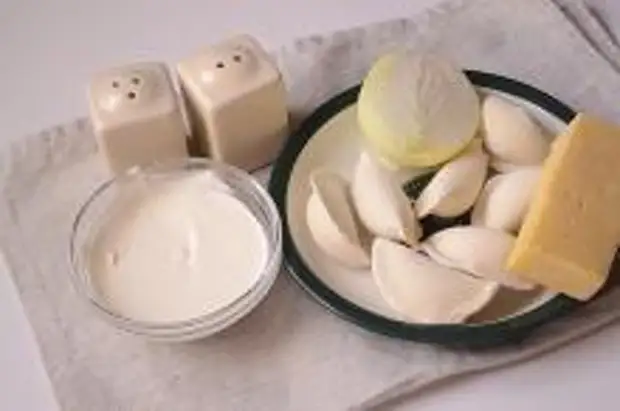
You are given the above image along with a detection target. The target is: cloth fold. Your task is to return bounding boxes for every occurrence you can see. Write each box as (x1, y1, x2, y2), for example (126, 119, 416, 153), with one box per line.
(554, 0, 620, 72)
(3, 0, 620, 409)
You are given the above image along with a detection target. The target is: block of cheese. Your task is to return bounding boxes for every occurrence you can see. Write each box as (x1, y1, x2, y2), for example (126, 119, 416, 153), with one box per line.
(506, 113, 620, 301)
(177, 35, 289, 171)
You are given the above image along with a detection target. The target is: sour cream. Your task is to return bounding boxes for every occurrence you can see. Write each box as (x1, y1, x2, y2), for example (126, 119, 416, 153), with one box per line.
(87, 171, 268, 323)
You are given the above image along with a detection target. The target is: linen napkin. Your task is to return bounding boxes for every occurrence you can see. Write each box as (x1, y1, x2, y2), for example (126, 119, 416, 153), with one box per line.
(3, 0, 620, 409)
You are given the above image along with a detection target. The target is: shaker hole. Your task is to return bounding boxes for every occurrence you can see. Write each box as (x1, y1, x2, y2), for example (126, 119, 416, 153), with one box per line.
(233, 55, 242, 62)
(127, 91, 136, 99)
(216, 62, 225, 68)
(131, 77, 140, 85)
(112, 81, 120, 88)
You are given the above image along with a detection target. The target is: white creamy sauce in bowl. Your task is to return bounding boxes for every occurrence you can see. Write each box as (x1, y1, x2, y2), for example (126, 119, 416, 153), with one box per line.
(87, 172, 268, 323)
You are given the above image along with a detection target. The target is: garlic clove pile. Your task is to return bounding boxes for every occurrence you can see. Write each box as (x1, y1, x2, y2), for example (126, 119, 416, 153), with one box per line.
(415, 140, 489, 218)
(352, 152, 422, 245)
(372, 238, 498, 323)
(471, 167, 541, 233)
(306, 169, 370, 268)
(423, 226, 535, 290)
(482, 95, 549, 167)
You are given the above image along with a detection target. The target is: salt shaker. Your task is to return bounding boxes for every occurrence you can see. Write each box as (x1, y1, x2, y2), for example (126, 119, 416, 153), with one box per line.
(177, 35, 288, 171)
(88, 62, 188, 175)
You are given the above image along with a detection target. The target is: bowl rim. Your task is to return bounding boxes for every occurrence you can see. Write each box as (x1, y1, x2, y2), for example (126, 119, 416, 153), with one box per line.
(267, 70, 581, 347)
(69, 157, 282, 335)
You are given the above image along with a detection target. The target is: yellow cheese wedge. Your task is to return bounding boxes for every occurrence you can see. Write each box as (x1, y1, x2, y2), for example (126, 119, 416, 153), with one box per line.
(506, 113, 620, 301)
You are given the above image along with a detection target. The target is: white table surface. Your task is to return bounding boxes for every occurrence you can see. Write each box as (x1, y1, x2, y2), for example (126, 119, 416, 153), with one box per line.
(1, 1, 620, 410)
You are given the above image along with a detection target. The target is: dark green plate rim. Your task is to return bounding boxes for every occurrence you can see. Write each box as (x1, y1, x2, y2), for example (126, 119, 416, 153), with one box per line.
(268, 70, 581, 348)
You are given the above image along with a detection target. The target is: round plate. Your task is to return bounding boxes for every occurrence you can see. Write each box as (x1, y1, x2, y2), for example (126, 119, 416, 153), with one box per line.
(268, 70, 581, 348)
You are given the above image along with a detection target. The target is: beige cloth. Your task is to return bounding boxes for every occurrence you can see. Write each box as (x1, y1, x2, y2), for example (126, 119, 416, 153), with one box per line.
(3, 0, 620, 409)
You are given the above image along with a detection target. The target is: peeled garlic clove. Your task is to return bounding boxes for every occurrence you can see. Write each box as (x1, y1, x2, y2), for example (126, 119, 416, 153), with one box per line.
(472, 167, 541, 233)
(421, 243, 465, 269)
(425, 226, 535, 290)
(482, 95, 549, 166)
(372, 238, 498, 323)
(491, 158, 525, 174)
(352, 152, 421, 245)
(415, 141, 488, 218)
(306, 169, 370, 268)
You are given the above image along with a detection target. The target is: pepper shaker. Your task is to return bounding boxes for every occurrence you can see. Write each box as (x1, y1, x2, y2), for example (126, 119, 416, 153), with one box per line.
(177, 35, 289, 171)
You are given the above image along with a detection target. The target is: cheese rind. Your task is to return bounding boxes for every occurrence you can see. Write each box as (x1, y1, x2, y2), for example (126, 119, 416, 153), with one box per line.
(506, 113, 620, 301)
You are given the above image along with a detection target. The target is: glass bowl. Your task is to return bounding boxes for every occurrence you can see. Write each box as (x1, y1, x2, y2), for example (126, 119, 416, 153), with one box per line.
(69, 158, 282, 342)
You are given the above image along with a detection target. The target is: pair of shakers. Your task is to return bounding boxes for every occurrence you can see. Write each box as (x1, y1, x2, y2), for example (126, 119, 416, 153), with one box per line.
(87, 35, 288, 175)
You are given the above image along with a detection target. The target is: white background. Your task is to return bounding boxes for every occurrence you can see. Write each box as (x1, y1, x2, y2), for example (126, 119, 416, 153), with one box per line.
(2, 0, 620, 410)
